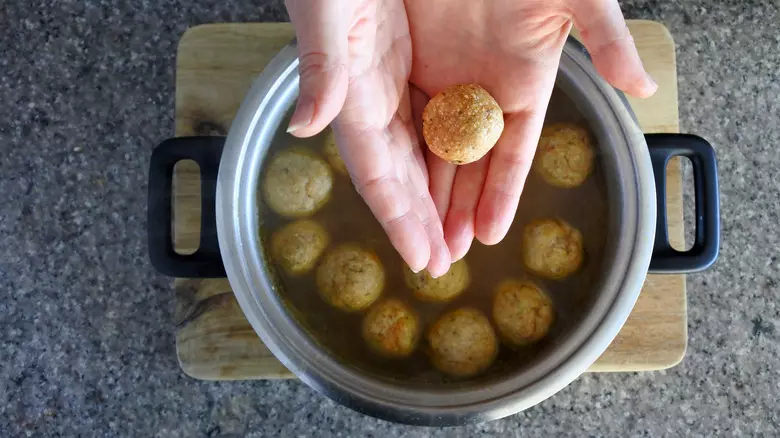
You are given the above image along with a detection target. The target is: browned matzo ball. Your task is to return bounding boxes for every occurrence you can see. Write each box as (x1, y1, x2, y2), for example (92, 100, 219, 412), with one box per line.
(403, 259, 470, 302)
(422, 84, 504, 164)
(492, 279, 555, 347)
(533, 122, 595, 188)
(262, 149, 333, 217)
(427, 307, 498, 378)
(316, 244, 385, 312)
(323, 129, 348, 175)
(270, 219, 329, 276)
(521, 218, 584, 279)
(362, 299, 420, 358)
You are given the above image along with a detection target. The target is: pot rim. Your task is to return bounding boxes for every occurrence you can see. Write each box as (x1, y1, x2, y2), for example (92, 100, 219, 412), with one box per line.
(216, 40, 657, 426)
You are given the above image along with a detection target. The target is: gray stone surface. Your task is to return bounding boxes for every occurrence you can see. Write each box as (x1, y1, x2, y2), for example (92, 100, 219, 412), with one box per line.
(1, 0, 778, 436)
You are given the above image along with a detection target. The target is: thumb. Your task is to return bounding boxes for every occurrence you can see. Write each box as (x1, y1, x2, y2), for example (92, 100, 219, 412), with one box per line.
(285, 0, 350, 137)
(572, 0, 658, 98)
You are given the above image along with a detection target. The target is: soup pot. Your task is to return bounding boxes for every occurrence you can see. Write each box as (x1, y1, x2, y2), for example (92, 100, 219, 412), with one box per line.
(147, 37, 720, 426)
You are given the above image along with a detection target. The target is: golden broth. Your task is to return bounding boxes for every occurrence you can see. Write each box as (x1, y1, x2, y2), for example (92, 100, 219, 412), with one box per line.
(257, 88, 609, 385)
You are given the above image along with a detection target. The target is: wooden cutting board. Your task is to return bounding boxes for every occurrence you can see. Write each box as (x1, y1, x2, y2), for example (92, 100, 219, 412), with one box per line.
(170, 21, 686, 380)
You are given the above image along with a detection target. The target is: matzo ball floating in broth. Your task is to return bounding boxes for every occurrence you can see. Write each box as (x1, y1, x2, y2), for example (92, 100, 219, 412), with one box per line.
(427, 307, 498, 378)
(262, 148, 333, 217)
(323, 129, 348, 175)
(533, 122, 595, 188)
(362, 299, 420, 358)
(492, 279, 555, 347)
(521, 218, 584, 280)
(270, 219, 329, 276)
(403, 258, 470, 302)
(422, 84, 504, 164)
(316, 244, 385, 312)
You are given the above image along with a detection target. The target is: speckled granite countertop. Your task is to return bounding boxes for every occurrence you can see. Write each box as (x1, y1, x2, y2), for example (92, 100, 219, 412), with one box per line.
(2, 0, 778, 436)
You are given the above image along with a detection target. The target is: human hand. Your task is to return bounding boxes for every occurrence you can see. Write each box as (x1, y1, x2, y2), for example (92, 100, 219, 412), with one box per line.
(405, 0, 657, 261)
(284, 0, 451, 276)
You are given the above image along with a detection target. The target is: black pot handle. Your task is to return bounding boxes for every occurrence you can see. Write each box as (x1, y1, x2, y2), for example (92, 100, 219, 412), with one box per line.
(147, 136, 227, 278)
(646, 133, 720, 273)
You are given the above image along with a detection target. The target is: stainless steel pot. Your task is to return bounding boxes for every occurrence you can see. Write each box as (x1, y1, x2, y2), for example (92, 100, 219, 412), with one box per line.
(148, 37, 720, 426)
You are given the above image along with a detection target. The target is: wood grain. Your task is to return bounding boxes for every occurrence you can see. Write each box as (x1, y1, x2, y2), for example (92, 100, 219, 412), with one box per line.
(171, 21, 685, 380)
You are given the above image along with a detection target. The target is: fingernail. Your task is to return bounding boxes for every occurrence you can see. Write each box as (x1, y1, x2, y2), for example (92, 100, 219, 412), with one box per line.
(287, 96, 314, 133)
(645, 74, 659, 95)
(449, 237, 472, 263)
(648, 74, 658, 88)
(427, 261, 451, 279)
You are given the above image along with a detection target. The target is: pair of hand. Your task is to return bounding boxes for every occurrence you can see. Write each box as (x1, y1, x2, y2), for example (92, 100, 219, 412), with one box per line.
(284, 0, 656, 277)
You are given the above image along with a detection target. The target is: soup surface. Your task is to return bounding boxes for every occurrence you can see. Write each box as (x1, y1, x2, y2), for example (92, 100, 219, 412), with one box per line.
(257, 87, 609, 385)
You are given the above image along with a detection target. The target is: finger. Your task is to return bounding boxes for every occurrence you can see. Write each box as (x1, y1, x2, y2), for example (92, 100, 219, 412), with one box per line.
(363, 175, 432, 273)
(411, 84, 457, 221)
(427, 152, 457, 222)
(285, 0, 351, 136)
(388, 107, 451, 277)
(337, 79, 435, 274)
(409, 84, 428, 141)
(412, 140, 429, 188)
(572, 0, 657, 98)
(444, 155, 490, 261)
(474, 111, 543, 245)
(405, 151, 451, 277)
(347, 128, 432, 272)
(404, 84, 430, 186)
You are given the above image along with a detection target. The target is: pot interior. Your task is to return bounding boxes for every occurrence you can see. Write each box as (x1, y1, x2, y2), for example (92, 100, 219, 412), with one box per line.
(251, 82, 626, 390)
(218, 41, 649, 423)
